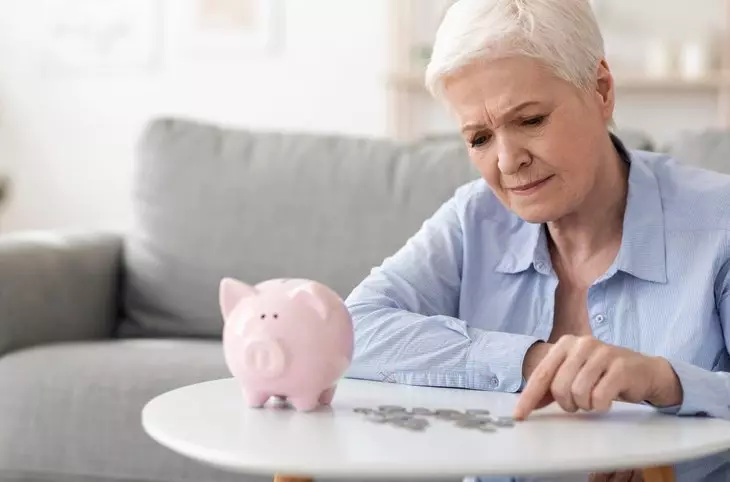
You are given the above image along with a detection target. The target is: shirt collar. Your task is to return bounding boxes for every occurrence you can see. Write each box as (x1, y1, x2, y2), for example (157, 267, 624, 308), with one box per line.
(612, 144, 668, 283)
(494, 133, 667, 284)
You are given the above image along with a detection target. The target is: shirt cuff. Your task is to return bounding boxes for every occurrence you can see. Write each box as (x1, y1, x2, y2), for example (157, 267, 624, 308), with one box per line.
(654, 358, 730, 419)
(467, 329, 542, 393)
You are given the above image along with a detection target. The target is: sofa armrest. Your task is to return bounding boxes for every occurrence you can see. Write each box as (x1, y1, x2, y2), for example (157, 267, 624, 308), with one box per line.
(0, 230, 123, 357)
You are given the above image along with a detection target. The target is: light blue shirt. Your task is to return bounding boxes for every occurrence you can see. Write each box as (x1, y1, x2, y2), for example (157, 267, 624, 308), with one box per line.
(344, 137, 730, 482)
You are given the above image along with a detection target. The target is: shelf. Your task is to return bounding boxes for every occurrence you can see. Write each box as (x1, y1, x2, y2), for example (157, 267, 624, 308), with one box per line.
(387, 72, 427, 91)
(614, 74, 730, 90)
(387, 71, 730, 93)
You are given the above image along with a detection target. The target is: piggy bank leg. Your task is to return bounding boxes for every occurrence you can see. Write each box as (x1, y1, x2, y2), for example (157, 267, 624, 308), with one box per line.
(243, 390, 270, 408)
(318, 385, 337, 405)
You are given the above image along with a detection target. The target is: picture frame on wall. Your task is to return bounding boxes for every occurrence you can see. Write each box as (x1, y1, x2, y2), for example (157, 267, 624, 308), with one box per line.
(38, 0, 163, 75)
(180, 0, 283, 54)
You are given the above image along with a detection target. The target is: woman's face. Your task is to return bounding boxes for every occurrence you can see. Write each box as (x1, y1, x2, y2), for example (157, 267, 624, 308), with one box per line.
(442, 56, 615, 224)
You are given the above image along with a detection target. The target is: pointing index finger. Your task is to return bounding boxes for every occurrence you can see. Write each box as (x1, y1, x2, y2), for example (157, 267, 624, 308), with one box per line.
(513, 343, 567, 420)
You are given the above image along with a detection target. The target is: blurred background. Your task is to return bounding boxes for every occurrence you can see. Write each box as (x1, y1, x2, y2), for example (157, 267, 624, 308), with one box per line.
(0, 0, 727, 233)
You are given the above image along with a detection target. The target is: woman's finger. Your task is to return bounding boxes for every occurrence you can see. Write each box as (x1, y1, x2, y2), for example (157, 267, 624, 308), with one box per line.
(592, 359, 628, 412)
(572, 345, 613, 410)
(514, 340, 570, 420)
(550, 337, 597, 412)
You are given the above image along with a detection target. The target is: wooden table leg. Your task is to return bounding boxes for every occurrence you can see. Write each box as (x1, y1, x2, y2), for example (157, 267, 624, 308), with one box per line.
(273, 475, 313, 482)
(642, 466, 675, 482)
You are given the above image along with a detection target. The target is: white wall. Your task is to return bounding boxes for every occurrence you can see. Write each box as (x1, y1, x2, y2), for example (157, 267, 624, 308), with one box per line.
(0, 0, 389, 232)
(599, 0, 727, 148)
(0, 0, 725, 232)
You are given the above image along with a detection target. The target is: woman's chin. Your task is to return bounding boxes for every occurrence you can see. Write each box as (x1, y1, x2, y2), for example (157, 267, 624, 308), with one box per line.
(510, 203, 566, 224)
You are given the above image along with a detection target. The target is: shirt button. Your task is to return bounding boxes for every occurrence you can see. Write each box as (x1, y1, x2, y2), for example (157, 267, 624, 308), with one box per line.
(594, 314, 606, 324)
(488, 376, 499, 388)
(535, 262, 547, 272)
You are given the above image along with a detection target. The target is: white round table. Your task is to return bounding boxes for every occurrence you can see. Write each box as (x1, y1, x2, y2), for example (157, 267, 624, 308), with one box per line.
(141, 377, 730, 481)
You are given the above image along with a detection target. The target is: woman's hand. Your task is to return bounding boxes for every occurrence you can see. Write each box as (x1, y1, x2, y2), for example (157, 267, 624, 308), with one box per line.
(513, 336, 683, 420)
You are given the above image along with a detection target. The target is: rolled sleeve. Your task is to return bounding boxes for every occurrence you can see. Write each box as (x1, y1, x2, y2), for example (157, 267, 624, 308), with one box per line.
(467, 329, 542, 392)
(655, 359, 730, 419)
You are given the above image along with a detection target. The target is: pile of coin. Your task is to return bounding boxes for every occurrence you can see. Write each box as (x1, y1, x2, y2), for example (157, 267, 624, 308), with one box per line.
(352, 405, 516, 432)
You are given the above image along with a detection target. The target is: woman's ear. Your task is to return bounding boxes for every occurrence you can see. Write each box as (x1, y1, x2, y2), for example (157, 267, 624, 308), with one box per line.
(595, 59, 615, 123)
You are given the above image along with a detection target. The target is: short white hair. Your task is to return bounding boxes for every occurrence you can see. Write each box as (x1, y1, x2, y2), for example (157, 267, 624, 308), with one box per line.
(425, 0, 606, 99)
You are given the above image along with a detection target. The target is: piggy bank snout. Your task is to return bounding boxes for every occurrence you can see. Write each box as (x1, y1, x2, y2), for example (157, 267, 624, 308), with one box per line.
(241, 337, 287, 379)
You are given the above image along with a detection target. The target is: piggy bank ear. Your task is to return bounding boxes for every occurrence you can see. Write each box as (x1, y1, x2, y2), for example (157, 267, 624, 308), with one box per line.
(288, 282, 328, 319)
(219, 278, 257, 321)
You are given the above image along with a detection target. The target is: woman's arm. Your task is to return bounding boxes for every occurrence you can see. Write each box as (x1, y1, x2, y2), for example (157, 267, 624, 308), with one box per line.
(655, 260, 730, 420)
(655, 360, 730, 419)
(344, 189, 542, 393)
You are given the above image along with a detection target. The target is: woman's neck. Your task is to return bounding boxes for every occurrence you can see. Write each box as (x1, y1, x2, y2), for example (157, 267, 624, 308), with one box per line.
(547, 138, 629, 283)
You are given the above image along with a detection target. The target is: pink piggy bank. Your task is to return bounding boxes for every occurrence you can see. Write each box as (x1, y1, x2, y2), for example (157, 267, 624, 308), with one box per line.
(219, 277, 354, 411)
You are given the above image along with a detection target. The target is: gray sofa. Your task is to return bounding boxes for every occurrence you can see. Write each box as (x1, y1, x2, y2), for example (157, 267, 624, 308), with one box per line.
(0, 117, 723, 482)
(0, 118, 482, 482)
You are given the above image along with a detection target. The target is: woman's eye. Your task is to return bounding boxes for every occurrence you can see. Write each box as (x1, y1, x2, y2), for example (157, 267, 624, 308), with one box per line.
(522, 115, 546, 127)
(470, 135, 491, 148)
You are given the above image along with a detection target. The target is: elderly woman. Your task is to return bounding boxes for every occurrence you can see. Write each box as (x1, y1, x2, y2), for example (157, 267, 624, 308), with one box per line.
(344, 0, 730, 481)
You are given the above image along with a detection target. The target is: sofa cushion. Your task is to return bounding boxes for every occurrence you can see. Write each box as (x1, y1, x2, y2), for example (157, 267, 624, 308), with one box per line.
(0, 339, 463, 482)
(119, 118, 479, 338)
(0, 339, 261, 482)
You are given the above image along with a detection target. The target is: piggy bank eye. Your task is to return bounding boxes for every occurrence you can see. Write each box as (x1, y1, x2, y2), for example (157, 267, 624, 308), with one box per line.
(273, 313, 279, 319)
(260, 314, 266, 319)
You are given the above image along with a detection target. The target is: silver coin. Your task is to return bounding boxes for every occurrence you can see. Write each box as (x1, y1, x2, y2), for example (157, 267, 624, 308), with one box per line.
(434, 409, 464, 420)
(490, 416, 516, 427)
(353, 407, 374, 415)
(378, 405, 406, 413)
(409, 407, 434, 416)
(268, 396, 290, 409)
(465, 409, 491, 416)
(365, 413, 387, 424)
(269, 395, 288, 406)
(489, 415, 515, 427)
(454, 419, 484, 429)
(464, 415, 493, 423)
(385, 413, 413, 422)
(435, 408, 461, 415)
(407, 420, 429, 431)
(393, 418, 429, 431)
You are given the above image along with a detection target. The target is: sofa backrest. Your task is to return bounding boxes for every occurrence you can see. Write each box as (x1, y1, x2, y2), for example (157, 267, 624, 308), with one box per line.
(118, 118, 480, 337)
(664, 129, 730, 174)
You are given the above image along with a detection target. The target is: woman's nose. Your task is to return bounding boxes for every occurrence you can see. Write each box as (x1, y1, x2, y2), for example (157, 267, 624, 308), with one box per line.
(496, 135, 531, 175)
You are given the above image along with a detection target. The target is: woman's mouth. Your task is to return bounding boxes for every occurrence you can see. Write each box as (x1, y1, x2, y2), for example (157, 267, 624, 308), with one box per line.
(507, 175, 554, 195)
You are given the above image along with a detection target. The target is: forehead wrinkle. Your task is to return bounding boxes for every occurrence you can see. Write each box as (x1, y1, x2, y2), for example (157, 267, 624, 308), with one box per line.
(463, 96, 538, 133)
